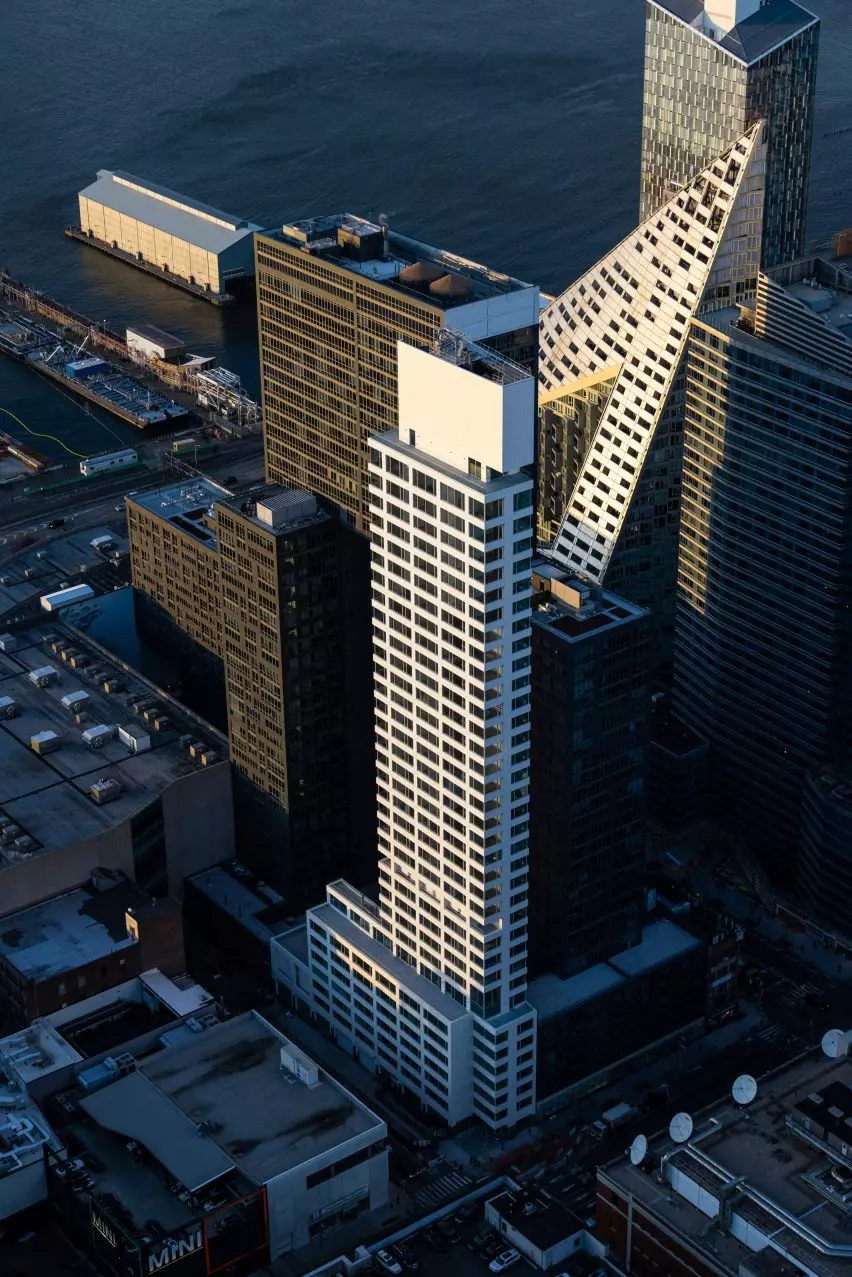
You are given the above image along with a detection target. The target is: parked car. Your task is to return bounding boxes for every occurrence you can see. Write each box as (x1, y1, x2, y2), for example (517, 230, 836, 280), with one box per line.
(376, 1249, 403, 1275)
(454, 1202, 476, 1224)
(439, 1221, 461, 1244)
(489, 1249, 521, 1273)
(469, 1228, 494, 1252)
(392, 1242, 419, 1271)
(483, 1236, 507, 1260)
(48, 518, 66, 529)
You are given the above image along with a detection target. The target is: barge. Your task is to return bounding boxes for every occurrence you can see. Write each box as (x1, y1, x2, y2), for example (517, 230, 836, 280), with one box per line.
(27, 349, 190, 427)
(0, 309, 189, 430)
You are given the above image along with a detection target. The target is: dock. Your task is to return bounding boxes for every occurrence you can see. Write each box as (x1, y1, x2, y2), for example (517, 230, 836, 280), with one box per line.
(65, 227, 235, 306)
(0, 271, 261, 436)
(0, 431, 47, 471)
(0, 304, 191, 431)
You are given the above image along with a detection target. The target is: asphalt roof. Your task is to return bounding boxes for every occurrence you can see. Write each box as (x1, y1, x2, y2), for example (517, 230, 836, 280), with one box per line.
(652, 0, 818, 65)
(79, 170, 261, 256)
(79, 1069, 235, 1192)
(124, 1012, 385, 1184)
(0, 881, 138, 980)
(0, 623, 228, 863)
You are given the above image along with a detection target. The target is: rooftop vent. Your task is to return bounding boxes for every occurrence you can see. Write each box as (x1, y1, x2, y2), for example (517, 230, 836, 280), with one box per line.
(89, 778, 122, 805)
(280, 1044, 320, 1088)
(255, 488, 317, 529)
(28, 666, 58, 688)
(429, 273, 472, 301)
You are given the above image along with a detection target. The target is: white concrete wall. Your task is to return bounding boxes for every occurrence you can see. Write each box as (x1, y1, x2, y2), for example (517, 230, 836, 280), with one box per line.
(0, 1159, 47, 1221)
(397, 342, 534, 475)
(444, 288, 540, 343)
(265, 1138, 388, 1258)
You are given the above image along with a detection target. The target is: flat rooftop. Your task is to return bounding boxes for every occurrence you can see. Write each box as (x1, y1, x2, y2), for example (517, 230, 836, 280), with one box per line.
(602, 1052, 852, 1277)
(129, 478, 225, 548)
(431, 328, 531, 386)
(186, 862, 295, 946)
(651, 0, 818, 65)
(0, 623, 227, 868)
(528, 920, 700, 1022)
(0, 1079, 60, 1173)
(0, 878, 142, 981)
(783, 282, 852, 342)
(268, 212, 535, 309)
(0, 523, 129, 620)
(216, 486, 330, 537)
(80, 1012, 384, 1190)
(79, 170, 262, 255)
(0, 1021, 83, 1085)
(532, 560, 646, 641)
(489, 1188, 581, 1251)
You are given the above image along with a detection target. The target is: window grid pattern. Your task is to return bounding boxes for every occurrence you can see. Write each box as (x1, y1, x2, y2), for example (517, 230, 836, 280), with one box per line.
(539, 124, 764, 581)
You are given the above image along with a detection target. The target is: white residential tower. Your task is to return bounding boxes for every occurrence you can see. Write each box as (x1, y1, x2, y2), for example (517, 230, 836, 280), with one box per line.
(273, 331, 538, 1130)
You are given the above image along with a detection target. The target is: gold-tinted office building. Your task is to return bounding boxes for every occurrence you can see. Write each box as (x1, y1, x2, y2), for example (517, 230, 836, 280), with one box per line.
(255, 213, 539, 531)
(536, 374, 616, 547)
(127, 481, 374, 904)
(127, 479, 223, 661)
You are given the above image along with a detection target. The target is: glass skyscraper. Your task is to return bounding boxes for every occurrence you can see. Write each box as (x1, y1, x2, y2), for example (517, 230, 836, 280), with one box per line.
(641, 0, 820, 271)
(673, 253, 852, 883)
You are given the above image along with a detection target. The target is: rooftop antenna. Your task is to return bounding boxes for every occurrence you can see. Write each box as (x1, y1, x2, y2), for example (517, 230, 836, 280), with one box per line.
(732, 1074, 758, 1106)
(822, 1029, 849, 1059)
(669, 1112, 694, 1144)
(630, 1134, 648, 1166)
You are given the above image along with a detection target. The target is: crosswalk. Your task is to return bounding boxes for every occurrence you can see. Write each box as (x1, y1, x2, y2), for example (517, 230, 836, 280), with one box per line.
(758, 1023, 808, 1049)
(780, 981, 826, 1010)
(412, 1169, 472, 1210)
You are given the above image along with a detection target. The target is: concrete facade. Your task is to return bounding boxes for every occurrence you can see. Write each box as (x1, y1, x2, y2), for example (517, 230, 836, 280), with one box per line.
(273, 333, 539, 1131)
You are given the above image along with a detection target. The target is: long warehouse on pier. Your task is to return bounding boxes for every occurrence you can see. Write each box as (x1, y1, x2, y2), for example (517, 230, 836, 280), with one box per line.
(73, 170, 262, 302)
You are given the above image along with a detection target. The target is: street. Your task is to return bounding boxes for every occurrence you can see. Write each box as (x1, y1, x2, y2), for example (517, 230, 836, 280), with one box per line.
(0, 437, 265, 544)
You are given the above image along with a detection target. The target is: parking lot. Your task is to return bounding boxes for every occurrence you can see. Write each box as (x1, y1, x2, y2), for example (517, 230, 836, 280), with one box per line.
(371, 1196, 609, 1277)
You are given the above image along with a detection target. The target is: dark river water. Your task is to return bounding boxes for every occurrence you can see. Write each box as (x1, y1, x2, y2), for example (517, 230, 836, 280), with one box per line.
(1, 0, 850, 461)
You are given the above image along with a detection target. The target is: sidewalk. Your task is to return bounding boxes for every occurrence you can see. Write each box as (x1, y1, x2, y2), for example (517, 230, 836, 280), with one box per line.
(702, 874, 852, 982)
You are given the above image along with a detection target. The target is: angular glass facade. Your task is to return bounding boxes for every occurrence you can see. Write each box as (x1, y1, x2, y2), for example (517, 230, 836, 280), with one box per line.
(641, 1, 819, 270)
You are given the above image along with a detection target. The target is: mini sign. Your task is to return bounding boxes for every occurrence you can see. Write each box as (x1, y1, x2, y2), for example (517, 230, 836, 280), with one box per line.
(92, 1212, 118, 1249)
(147, 1225, 204, 1272)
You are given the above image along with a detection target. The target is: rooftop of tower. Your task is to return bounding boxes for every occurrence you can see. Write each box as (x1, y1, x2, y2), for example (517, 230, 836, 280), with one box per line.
(650, 0, 819, 65)
(268, 212, 536, 308)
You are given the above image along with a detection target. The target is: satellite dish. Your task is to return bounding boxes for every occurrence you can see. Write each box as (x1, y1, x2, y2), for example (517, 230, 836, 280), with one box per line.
(822, 1029, 847, 1059)
(630, 1134, 648, 1166)
(732, 1074, 758, 1106)
(669, 1112, 694, 1144)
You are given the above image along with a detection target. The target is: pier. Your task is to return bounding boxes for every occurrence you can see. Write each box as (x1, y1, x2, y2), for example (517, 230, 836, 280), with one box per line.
(65, 226, 235, 305)
(0, 272, 261, 435)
